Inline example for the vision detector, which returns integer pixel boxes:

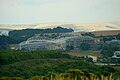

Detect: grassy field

[65,50,101,57]
[9,44,19,49]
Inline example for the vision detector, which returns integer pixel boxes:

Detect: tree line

[9,26,74,37]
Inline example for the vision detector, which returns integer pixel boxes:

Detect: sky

[0,0,120,24]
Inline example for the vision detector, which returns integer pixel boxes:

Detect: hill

[0,22,120,32]
[0,50,120,79]
[76,30,120,36]
[110,22,120,27]
[34,22,120,32]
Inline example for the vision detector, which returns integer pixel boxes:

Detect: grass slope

[66,50,101,57]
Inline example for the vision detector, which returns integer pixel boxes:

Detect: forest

[0,50,120,80]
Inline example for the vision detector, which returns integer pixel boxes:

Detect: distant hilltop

[0,22,120,32]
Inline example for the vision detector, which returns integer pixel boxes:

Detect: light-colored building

[112,51,120,58]
[88,55,97,62]
[19,34,94,50]
[0,29,10,36]
[106,40,120,44]
[66,36,94,48]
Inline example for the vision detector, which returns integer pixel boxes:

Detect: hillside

[66,50,101,57]
[76,30,120,36]
[110,22,120,27]
[0,50,120,79]
[0,22,120,32]
[34,22,120,32]
[0,24,37,30]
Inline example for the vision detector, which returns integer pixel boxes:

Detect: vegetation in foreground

[0,50,120,80]
[0,69,120,80]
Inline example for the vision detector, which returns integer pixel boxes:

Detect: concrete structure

[106,40,120,50]
[112,51,120,58]
[19,34,94,50]
[90,43,102,50]
[0,29,10,36]
[106,40,120,44]
[65,36,94,49]
[88,55,97,62]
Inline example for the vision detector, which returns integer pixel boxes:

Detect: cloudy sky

[0,0,120,24]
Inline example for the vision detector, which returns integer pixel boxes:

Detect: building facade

[112,51,120,58]
[19,34,94,50]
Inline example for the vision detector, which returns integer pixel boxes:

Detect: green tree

[102,36,112,43]
[66,45,74,51]
[101,49,114,57]
[80,43,90,50]
[116,33,120,40]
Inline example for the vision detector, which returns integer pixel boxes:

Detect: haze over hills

[34,22,120,32]
[0,22,120,32]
